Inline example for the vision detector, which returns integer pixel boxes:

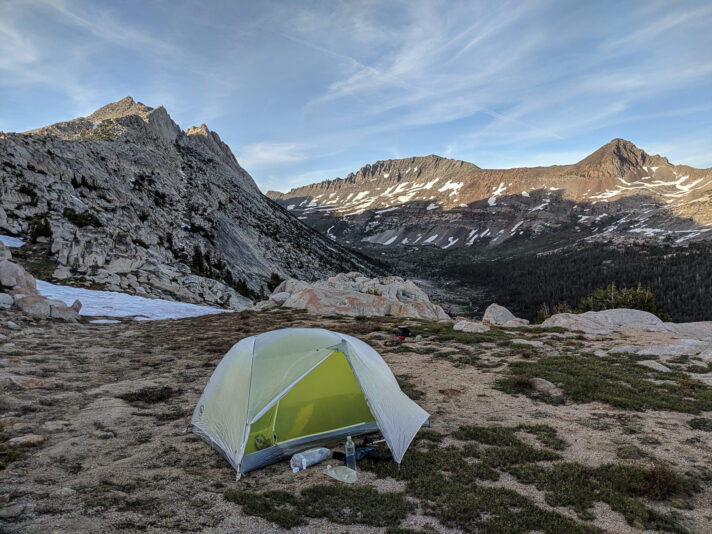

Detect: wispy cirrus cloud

[0,0,710,185]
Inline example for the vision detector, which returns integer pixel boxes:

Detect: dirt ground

[1,307,711,533]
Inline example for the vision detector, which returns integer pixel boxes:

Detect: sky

[1,0,711,192]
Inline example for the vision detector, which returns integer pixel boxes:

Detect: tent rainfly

[190,328,430,477]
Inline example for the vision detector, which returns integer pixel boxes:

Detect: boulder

[274,273,449,321]
[528,377,562,396]
[0,292,12,309]
[0,242,11,261]
[15,295,51,316]
[637,339,709,358]
[52,265,72,280]
[14,294,80,321]
[269,291,291,305]
[637,360,671,373]
[482,303,516,325]
[542,309,665,335]
[8,434,45,447]
[252,299,279,312]
[9,376,50,388]
[453,320,490,333]
[503,318,530,328]
[0,259,36,292]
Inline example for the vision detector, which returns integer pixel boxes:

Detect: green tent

[191,328,430,477]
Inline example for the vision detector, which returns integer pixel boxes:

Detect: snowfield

[36,280,231,321]
[0,235,25,248]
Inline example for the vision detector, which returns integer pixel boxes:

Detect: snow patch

[521,191,530,197]
[383,235,398,245]
[36,281,231,320]
[438,180,463,196]
[442,237,459,249]
[422,234,439,244]
[0,235,25,248]
[287,204,295,210]
[426,203,440,210]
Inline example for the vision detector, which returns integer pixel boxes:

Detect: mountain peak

[87,96,154,122]
[575,138,668,176]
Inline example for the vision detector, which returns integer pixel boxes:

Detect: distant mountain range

[268,139,712,251]
[0,97,376,308]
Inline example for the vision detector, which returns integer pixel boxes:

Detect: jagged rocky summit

[0,97,376,309]
[253,272,449,320]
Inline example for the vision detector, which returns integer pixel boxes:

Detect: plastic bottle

[290,447,330,472]
[345,435,357,471]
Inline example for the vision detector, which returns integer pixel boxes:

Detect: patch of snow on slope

[530,201,550,211]
[521,191,530,197]
[426,203,440,210]
[287,204,295,210]
[422,177,439,189]
[629,228,665,236]
[510,221,524,233]
[36,281,230,320]
[326,225,337,241]
[438,180,463,196]
[352,191,370,202]
[0,235,25,247]
[384,173,390,178]
[442,237,459,249]
[488,182,507,206]
[376,206,401,214]
[422,234,439,244]
[383,235,398,245]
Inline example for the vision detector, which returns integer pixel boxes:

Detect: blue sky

[1,0,711,192]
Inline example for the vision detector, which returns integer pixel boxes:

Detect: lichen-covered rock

[273,272,449,320]
[453,320,490,333]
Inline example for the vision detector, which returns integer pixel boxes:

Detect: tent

[190,328,430,477]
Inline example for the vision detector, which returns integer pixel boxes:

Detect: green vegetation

[29,213,51,242]
[223,420,699,532]
[411,320,512,343]
[395,374,425,400]
[266,271,284,293]
[388,241,712,322]
[497,353,712,413]
[509,462,697,530]
[224,485,414,529]
[62,207,102,228]
[536,282,671,322]
[18,183,39,206]
[576,282,669,318]
[688,417,712,431]
[0,423,20,470]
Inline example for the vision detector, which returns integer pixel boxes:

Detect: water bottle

[290,447,330,472]
[345,436,357,471]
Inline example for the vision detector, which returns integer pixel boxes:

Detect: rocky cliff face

[0,97,376,309]
[268,140,712,251]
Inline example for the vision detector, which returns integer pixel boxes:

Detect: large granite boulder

[0,241,11,261]
[267,273,449,320]
[482,303,529,327]
[541,309,670,335]
[0,259,37,293]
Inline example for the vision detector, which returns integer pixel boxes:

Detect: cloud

[237,142,310,169]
